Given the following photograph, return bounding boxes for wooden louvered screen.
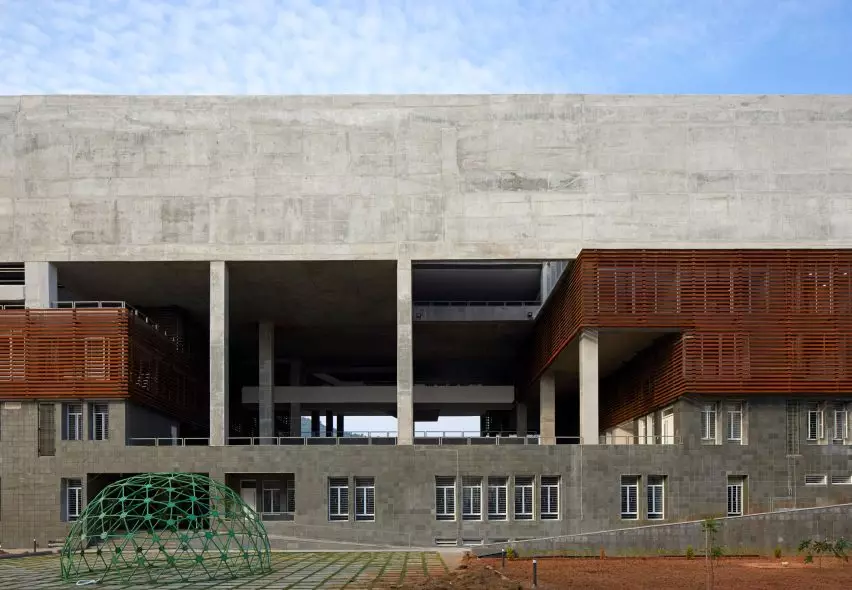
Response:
[530,250,852,429]
[0,308,205,425]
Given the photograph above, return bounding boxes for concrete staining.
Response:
[2,94,852,263]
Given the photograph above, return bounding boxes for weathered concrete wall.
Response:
[2,95,852,262]
[473,503,852,556]
[2,397,851,549]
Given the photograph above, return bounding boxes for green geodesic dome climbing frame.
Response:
[60,472,271,585]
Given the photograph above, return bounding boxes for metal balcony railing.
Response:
[599,435,682,445]
[413,300,539,307]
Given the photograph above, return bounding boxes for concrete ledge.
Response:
[472,503,852,557]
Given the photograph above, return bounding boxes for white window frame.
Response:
[90,403,108,441]
[833,408,848,441]
[64,403,83,441]
[637,417,647,445]
[461,477,482,521]
[487,476,508,521]
[830,475,852,485]
[727,477,744,517]
[262,481,282,514]
[621,476,639,520]
[807,408,824,441]
[727,402,743,442]
[435,477,456,521]
[701,403,717,442]
[647,476,665,520]
[804,474,827,486]
[540,476,559,520]
[661,407,674,445]
[328,477,349,521]
[355,477,375,522]
[514,476,534,520]
[65,478,83,522]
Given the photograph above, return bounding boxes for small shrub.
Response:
[711,545,725,560]
[504,547,518,560]
[774,546,782,559]
[685,545,695,560]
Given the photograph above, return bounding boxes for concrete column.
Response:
[289,403,301,437]
[325,410,333,437]
[289,360,302,436]
[580,328,600,445]
[24,262,57,308]
[516,402,528,437]
[258,322,275,440]
[539,371,556,445]
[310,411,320,437]
[396,258,414,445]
[336,414,344,438]
[209,262,229,446]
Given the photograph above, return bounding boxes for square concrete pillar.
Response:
[289,403,301,437]
[580,329,599,445]
[336,414,344,437]
[539,371,556,445]
[258,322,275,440]
[209,262,229,446]
[396,259,414,445]
[325,410,333,437]
[24,262,57,308]
[516,402,528,437]
[311,411,320,437]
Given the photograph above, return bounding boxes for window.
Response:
[328,477,349,521]
[833,409,848,441]
[62,403,83,441]
[436,476,456,521]
[90,403,108,441]
[727,403,743,442]
[647,476,665,520]
[38,403,55,457]
[487,477,508,521]
[804,474,827,486]
[355,477,375,521]
[701,403,717,442]
[786,401,801,455]
[540,476,559,520]
[661,408,674,444]
[461,477,482,521]
[262,481,282,514]
[727,476,745,516]
[831,475,852,485]
[807,408,824,441]
[514,476,534,520]
[64,478,82,522]
[637,417,647,445]
[621,476,639,520]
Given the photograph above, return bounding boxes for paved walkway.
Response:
[0,551,450,589]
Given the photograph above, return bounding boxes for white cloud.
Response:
[0,0,843,95]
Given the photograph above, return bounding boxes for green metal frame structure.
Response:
[60,473,272,584]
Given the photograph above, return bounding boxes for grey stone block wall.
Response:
[2,396,852,549]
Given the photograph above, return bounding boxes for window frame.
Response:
[620,475,639,520]
[328,477,349,522]
[513,476,534,521]
[701,403,717,442]
[90,403,109,441]
[354,477,375,522]
[65,478,83,522]
[63,403,83,441]
[435,476,456,521]
[807,408,824,441]
[661,407,674,444]
[726,477,745,517]
[833,408,848,441]
[487,477,508,521]
[461,477,482,521]
[647,475,665,520]
[727,402,743,442]
[540,476,559,520]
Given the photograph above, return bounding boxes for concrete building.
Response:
[1,94,852,549]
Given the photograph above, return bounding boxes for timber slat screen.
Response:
[0,309,205,424]
[530,250,852,428]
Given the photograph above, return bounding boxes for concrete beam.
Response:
[580,329,599,445]
[24,262,57,308]
[241,385,514,405]
[258,321,275,439]
[209,261,229,446]
[397,259,414,445]
[539,371,556,445]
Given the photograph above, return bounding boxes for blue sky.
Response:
[1,0,851,95]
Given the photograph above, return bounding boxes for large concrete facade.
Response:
[2,94,852,264]
[2,94,852,549]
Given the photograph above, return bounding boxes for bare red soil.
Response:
[402,555,852,589]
